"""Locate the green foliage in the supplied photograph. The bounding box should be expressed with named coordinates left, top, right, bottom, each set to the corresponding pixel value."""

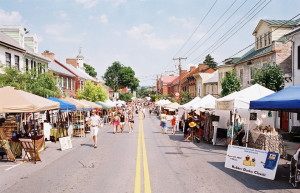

left=119, top=92, right=133, bottom=102
left=203, top=54, right=217, bottom=70
left=76, top=80, right=108, bottom=102
left=252, top=65, right=284, bottom=92
left=0, top=67, right=60, bottom=97
left=83, top=63, right=97, bottom=77
left=137, top=87, right=155, bottom=98
left=102, top=61, right=139, bottom=92
left=221, top=70, right=241, bottom=97
left=179, top=91, right=193, bottom=104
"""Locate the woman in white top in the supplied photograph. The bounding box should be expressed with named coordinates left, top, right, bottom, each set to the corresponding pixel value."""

left=160, top=111, right=167, bottom=134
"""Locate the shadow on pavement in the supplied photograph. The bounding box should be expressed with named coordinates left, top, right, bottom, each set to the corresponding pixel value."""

left=208, top=161, right=299, bottom=191
left=80, top=144, right=93, bottom=147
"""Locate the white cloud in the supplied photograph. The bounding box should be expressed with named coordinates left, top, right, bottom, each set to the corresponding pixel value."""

left=168, top=16, right=196, bottom=29
left=44, top=23, right=71, bottom=36
left=75, top=0, right=99, bottom=8
left=126, top=24, right=184, bottom=50
left=113, top=0, right=127, bottom=6
left=58, top=10, right=68, bottom=19
left=0, top=9, right=23, bottom=25
left=89, top=14, right=109, bottom=23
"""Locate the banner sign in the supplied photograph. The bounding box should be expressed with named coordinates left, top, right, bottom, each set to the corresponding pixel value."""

left=59, top=136, right=73, bottom=151
left=216, top=100, right=234, bottom=110
left=225, top=145, right=279, bottom=180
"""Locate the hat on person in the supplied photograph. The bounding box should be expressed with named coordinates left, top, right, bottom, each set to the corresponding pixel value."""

left=189, top=122, right=197, bottom=128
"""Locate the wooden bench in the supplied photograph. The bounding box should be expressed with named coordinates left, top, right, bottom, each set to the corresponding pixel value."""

left=19, top=138, right=42, bottom=162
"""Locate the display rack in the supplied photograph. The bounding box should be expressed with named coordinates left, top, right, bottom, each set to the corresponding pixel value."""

left=72, top=112, right=85, bottom=137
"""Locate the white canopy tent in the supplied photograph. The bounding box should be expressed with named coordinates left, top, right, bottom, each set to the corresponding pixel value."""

left=155, top=99, right=172, bottom=106
left=213, top=84, right=275, bottom=145
left=193, top=94, right=216, bottom=110
left=180, top=97, right=201, bottom=109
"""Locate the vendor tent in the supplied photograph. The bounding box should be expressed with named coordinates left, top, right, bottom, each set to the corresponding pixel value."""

left=216, top=84, right=274, bottom=110
left=250, top=84, right=300, bottom=112
left=47, top=97, right=76, bottom=110
left=80, top=100, right=102, bottom=109
left=181, top=97, right=201, bottom=109
left=164, top=102, right=181, bottom=110
left=63, top=97, right=92, bottom=110
left=193, top=94, right=216, bottom=110
left=155, top=99, right=172, bottom=106
left=0, top=86, right=60, bottom=113
left=95, top=101, right=114, bottom=109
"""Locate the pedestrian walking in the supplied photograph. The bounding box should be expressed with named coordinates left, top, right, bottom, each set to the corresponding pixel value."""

left=112, top=112, right=120, bottom=134
left=88, top=110, right=102, bottom=148
left=128, top=111, right=134, bottom=133
left=171, top=115, right=176, bottom=135
left=160, top=111, right=167, bottom=134
left=120, top=112, right=126, bottom=133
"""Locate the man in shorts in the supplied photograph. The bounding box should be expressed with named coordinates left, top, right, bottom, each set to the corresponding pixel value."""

left=88, top=110, right=102, bottom=148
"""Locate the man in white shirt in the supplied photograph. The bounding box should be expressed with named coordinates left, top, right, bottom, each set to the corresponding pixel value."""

left=88, top=110, right=102, bottom=148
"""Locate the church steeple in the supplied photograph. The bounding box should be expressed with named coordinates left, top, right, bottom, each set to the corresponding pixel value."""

left=77, top=47, right=84, bottom=69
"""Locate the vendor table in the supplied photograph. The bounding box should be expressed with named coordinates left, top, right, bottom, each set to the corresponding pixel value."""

left=248, top=130, right=286, bottom=156
left=9, top=135, right=45, bottom=157
left=50, top=128, right=67, bottom=141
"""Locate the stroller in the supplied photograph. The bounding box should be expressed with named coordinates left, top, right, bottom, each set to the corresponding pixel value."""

left=289, top=148, right=300, bottom=187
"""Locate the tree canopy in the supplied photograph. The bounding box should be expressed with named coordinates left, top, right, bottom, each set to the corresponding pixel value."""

left=221, top=70, right=241, bottom=97
left=76, top=80, right=108, bottom=102
left=102, top=61, right=140, bottom=92
left=252, top=65, right=284, bottom=92
left=0, top=67, right=60, bottom=97
left=83, top=63, right=97, bottom=77
left=203, top=54, right=217, bottom=70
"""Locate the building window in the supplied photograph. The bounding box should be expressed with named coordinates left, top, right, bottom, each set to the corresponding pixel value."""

left=31, top=60, right=34, bottom=70
left=5, top=52, right=11, bottom=68
left=263, top=63, right=269, bottom=68
left=14, top=55, right=20, bottom=70
left=298, top=46, right=300, bottom=69
left=259, top=36, right=262, bottom=48
left=68, top=78, right=72, bottom=90
left=250, top=67, right=257, bottom=79
left=26, top=59, right=29, bottom=71
left=240, top=69, right=243, bottom=84
left=256, top=37, right=259, bottom=49
left=264, top=33, right=267, bottom=46
left=268, top=32, right=271, bottom=45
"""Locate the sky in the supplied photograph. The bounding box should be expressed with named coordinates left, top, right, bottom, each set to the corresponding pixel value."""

left=0, top=0, right=300, bottom=87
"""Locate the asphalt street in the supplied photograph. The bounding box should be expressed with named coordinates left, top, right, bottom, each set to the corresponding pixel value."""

left=0, top=112, right=299, bottom=193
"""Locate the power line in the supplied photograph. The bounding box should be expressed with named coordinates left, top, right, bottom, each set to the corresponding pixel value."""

left=225, top=13, right=300, bottom=60
left=190, top=0, right=269, bottom=64
left=184, top=0, right=249, bottom=59
left=172, top=0, right=218, bottom=58
left=182, top=0, right=239, bottom=57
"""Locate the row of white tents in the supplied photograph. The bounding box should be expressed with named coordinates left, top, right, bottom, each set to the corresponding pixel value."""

left=155, top=84, right=277, bottom=130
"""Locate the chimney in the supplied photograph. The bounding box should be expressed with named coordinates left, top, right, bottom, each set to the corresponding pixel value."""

left=66, top=58, right=78, bottom=68
left=42, top=51, right=55, bottom=60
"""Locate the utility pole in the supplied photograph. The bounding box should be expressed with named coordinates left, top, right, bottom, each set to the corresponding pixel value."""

left=173, top=57, right=187, bottom=92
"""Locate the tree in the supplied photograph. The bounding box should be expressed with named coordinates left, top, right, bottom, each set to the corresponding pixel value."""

left=179, top=91, right=193, bottom=104
left=76, top=80, right=108, bottom=102
left=203, top=54, right=217, bottom=70
left=119, top=92, right=133, bottom=102
left=0, top=67, right=60, bottom=97
left=221, top=70, right=241, bottom=97
left=102, top=61, right=139, bottom=92
left=252, top=65, right=284, bottom=92
left=83, top=63, right=97, bottom=77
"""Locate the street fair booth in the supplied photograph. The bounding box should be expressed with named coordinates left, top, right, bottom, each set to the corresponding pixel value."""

left=0, top=86, right=60, bottom=163
left=250, top=84, right=300, bottom=186
left=214, top=84, right=277, bottom=148
left=46, top=97, right=76, bottom=141
left=63, top=97, right=92, bottom=137
left=215, top=84, right=286, bottom=180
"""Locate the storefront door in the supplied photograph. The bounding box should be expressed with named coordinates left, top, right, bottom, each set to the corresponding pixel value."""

left=280, top=111, right=289, bottom=131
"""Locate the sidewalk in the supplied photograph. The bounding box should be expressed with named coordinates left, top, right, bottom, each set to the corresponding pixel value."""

left=0, top=129, right=97, bottom=191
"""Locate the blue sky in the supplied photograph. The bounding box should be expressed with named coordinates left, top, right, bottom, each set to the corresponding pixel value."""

left=0, top=0, right=299, bottom=86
